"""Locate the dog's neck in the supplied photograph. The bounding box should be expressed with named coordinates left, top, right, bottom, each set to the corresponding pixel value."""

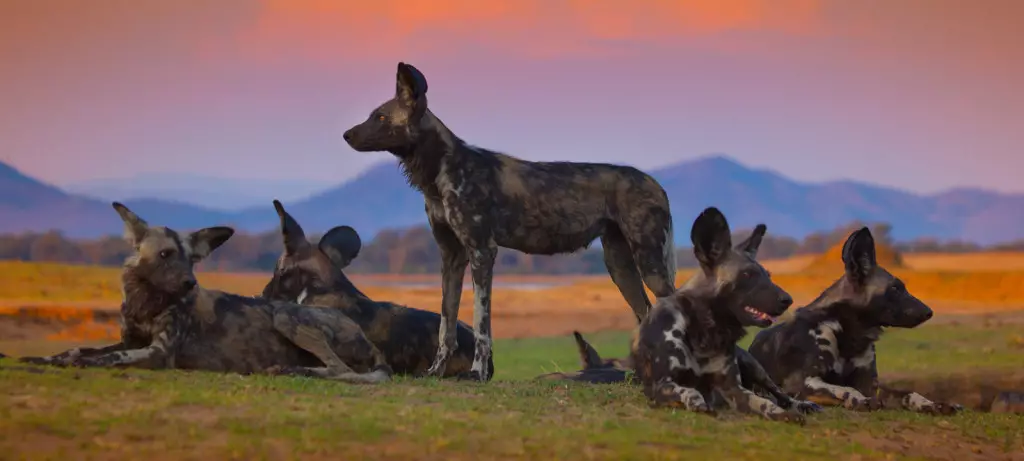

left=390, top=109, right=465, bottom=200
left=120, top=268, right=193, bottom=329
left=676, top=288, right=748, bottom=355
left=797, top=280, right=885, bottom=358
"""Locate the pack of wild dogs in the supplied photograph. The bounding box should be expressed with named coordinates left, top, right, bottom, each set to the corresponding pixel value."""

left=16, top=62, right=964, bottom=425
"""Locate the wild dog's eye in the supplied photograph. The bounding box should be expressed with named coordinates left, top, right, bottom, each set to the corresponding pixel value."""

left=159, top=249, right=174, bottom=259
left=378, top=114, right=387, bottom=122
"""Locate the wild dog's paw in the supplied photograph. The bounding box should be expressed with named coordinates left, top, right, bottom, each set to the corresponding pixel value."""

left=926, top=402, right=964, bottom=416
left=847, top=397, right=884, bottom=412
left=792, top=399, right=824, bottom=414
left=18, top=356, right=59, bottom=366
left=264, top=365, right=285, bottom=375
left=768, top=409, right=807, bottom=425
left=454, top=370, right=486, bottom=382
left=691, top=403, right=718, bottom=417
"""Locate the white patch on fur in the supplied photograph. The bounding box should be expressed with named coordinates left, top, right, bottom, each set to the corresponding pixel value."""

left=699, top=355, right=730, bottom=375
left=470, top=277, right=492, bottom=375
left=668, top=356, right=688, bottom=371
left=805, top=376, right=866, bottom=405
left=472, top=215, right=482, bottom=223
left=296, top=288, right=308, bottom=304
left=662, top=309, right=687, bottom=350
left=810, top=320, right=842, bottom=371
left=904, top=392, right=934, bottom=410
left=850, top=344, right=875, bottom=369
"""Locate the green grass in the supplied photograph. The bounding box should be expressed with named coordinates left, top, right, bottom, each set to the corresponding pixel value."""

left=1, top=323, right=1023, bottom=460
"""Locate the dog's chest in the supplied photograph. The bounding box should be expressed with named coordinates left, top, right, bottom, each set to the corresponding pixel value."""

left=658, top=308, right=732, bottom=379
left=810, top=320, right=875, bottom=376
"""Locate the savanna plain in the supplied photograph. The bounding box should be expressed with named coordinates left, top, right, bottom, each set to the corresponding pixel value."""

left=1, top=251, right=1023, bottom=460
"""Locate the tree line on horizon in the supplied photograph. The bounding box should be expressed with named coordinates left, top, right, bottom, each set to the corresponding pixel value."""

left=0, top=222, right=1021, bottom=274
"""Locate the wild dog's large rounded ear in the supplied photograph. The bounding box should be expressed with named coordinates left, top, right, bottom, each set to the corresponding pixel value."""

left=841, top=227, right=877, bottom=284
left=188, top=226, right=235, bottom=262
left=319, top=225, right=361, bottom=270
left=735, top=223, right=767, bottom=259
left=111, top=202, right=149, bottom=247
left=691, top=207, right=732, bottom=272
left=396, top=62, right=428, bottom=103
left=273, top=199, right=307, bottom=256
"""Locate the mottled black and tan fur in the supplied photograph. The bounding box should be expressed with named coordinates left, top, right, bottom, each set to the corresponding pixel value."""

left=748, top=228, right=963, bottom=415
left=260, top=200, right=490, bottom=379
left=631, top=207, right=820, bottom=424
left=343, top=62, right=677, bottom=381
left=20, top=203, right=391, bottom=384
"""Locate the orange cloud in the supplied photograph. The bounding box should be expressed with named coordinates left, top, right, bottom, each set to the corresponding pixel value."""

left=218, top=0, right=827, bottom=62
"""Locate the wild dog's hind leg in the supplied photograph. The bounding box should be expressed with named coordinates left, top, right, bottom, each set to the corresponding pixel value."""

left=424, top=222, right=468, bottom=378
left=601, top=224, right=653, bottom=322
left=270, top=304, right=391, bottom=384
left=622, top=214, right=677, bottom=300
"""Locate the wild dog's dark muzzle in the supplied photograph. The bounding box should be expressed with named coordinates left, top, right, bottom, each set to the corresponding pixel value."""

left=890, top=298, right=933, bottom=328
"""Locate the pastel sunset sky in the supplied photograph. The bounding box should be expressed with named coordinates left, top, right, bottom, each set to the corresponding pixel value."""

left=1, top=0, right=1022, bottom=193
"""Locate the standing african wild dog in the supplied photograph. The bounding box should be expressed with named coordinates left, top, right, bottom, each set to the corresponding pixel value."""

left=748, top=227, right=963, bottom=415
left=631, top=207, right=820, bottom=424
left=343, top=62, right=677, bottom=381
left=20, top=203, right=392, bottom=384
left=260, top=200, right=491, bottom=379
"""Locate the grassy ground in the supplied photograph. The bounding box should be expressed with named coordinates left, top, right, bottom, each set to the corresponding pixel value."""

left=2, top=322, right=1023, bottom=460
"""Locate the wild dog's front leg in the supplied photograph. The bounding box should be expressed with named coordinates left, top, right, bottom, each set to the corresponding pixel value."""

left=19, top=342, right=127, bottom=367
left=424, top=222, right=468, bottom=378
left=464, top=240, right=496, bottom=382
left=648, top=378, right=715, bottom=415
left=847, top=363, right=962, bottom=415
left=873, top=385, right=963, bottom=415
left=801, top=376, right=883, bottom=411
left=735, top=347, right=821, bottom=414
left=714, top=358, right=806, bottom=424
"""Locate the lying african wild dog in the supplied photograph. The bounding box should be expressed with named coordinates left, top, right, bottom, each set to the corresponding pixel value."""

left=260, top=200, right=490, bottom=379
left=534, top=331, right=634, bottom=384
left=20, top=203, right=391, bottom=384
left=748, top=227, right=963, bottom=415
left=538, top=225, right=821, bottom=416
left=343, top=62, right=678, bottom=381
left=631, top=207, right=820, bottom=424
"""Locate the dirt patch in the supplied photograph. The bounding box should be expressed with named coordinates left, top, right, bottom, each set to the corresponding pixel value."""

left=882, top=370, right=1024, bottom=412
left=851, top=423, right=1024, bottom=461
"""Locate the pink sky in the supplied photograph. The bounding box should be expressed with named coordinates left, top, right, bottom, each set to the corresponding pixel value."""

left=1, top=0, right=1022, bottom=193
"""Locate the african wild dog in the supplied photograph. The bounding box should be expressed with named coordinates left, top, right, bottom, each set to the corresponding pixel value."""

left=343, top=62, right=677, bottom=381
left=20, top=203, right=392, bottom=384
left=538, top=226, right=822, bottom=414
left=748, top=227, right=963, bottom=415
left=631, top=207, right=820, bottom=424
left=534, top=331, right=634, bottom=384
left=260, top=200, right=490, bottom=379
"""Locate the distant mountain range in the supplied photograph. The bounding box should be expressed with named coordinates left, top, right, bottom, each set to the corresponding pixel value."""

left=2, top=155, right=1022, bottom=244
left=65, top=173, right=334, bottom=211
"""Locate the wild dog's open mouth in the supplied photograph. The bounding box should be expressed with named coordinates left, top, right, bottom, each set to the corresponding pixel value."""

left=744, top=306, right=777, bottom=325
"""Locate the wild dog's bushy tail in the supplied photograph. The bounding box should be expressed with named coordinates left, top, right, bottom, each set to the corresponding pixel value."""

left=574, top=331, right=605, bottom=369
